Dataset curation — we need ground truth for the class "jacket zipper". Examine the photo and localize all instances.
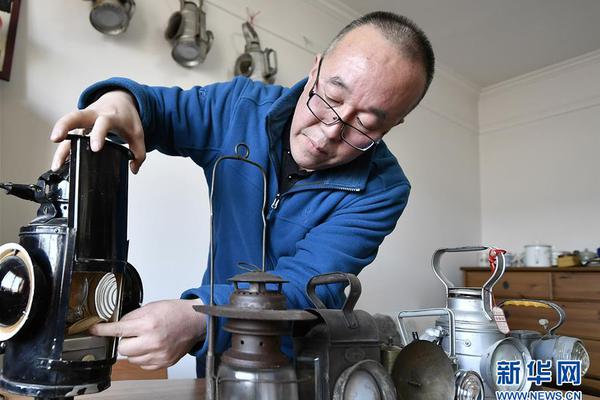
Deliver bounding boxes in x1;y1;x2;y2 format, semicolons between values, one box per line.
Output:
270;193;281;210
269;185;360;211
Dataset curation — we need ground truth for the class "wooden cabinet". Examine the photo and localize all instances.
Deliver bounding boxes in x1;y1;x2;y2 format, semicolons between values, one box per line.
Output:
463;266;600;395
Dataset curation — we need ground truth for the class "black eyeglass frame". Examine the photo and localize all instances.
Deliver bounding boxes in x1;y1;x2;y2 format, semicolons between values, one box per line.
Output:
306;57;381;152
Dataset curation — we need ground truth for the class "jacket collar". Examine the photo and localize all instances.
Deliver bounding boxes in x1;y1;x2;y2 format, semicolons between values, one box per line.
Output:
266;78;373;192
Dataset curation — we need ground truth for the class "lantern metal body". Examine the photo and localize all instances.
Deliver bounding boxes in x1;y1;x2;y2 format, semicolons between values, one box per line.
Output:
196;271;314;400
0;135;142;399
293;273;397;400
234;22;278;84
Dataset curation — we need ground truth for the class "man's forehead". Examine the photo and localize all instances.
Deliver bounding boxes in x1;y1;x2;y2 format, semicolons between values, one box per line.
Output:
322;58;414;124
329;58;425;119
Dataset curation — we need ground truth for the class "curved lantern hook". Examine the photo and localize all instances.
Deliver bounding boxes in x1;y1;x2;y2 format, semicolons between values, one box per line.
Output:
234;142;250;159
242;22;261;50
205;143;268;400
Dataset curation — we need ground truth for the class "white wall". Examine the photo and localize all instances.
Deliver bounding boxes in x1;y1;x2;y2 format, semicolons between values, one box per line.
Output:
479;50;600;256
0;0;482;378
357;66;481;314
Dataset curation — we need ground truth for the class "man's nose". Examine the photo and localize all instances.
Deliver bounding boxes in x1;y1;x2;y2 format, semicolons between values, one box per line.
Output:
321;107;354;141
320;119;345;141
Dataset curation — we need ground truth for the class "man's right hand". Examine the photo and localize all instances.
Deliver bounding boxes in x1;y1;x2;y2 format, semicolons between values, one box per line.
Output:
89;299;206;370
50;90;146;174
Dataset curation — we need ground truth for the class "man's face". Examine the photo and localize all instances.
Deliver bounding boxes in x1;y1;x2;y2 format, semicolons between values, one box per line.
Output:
289;25;427;171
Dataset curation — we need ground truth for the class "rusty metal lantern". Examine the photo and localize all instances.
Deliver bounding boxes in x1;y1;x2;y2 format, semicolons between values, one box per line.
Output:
194;144;316;400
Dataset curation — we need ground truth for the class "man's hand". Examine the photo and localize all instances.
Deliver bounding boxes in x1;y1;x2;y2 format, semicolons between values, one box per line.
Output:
50;90;146;174
89;299;206;370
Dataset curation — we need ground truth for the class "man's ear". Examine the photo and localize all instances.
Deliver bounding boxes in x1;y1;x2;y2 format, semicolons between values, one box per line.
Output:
308;54;322;81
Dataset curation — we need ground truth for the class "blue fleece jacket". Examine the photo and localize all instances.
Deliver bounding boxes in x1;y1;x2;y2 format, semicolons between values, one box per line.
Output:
78;76;411;376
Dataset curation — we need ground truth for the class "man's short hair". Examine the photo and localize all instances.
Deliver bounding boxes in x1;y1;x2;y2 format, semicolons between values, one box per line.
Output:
325;11;435;103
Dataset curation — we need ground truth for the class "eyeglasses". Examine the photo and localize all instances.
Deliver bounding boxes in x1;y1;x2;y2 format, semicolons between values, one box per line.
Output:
306;58;381;152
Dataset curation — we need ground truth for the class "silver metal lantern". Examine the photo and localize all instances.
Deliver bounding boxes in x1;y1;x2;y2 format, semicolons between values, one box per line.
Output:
396;246;534;399
504;299;590;385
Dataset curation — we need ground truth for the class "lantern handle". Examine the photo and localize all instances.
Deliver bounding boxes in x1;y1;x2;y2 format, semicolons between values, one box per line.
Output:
205;143;269;400
306;272;361;329
498;299;565;336
432;246;505;321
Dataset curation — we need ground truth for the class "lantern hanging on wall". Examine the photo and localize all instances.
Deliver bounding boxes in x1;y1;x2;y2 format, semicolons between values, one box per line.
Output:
165;0;214;67
234;21;278;84
86;0;136;35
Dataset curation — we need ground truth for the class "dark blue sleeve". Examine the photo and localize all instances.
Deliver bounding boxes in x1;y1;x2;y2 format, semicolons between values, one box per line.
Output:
78;76;251;167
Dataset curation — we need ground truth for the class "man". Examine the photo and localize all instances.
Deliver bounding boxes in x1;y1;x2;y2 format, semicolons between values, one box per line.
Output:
50;12;434;376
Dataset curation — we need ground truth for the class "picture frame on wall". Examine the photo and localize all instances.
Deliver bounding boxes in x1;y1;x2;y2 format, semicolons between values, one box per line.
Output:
0;0;21;81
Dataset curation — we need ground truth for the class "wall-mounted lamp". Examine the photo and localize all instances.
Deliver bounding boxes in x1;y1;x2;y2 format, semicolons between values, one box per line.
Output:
87;0;135;35
165;0;214;67
234;21;277;84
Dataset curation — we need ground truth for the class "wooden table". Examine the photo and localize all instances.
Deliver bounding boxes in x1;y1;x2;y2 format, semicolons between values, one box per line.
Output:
2;380;599;399
1;379;205;400
81;379;206;400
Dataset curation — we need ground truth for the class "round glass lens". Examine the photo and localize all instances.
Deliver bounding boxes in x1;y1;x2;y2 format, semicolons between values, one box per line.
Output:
456;371;484;400
173;41;200;65
90;4;127;34
571;341;590;375
0;256;30;327
491;341;528;392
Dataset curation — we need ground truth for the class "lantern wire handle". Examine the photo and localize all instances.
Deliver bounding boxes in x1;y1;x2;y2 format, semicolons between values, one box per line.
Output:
205;143;269;400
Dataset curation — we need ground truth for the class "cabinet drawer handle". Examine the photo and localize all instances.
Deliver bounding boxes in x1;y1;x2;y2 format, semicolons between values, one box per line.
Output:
502;281;510;289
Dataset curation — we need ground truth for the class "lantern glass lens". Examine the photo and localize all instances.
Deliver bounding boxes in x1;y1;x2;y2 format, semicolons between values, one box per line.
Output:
89;1;132;35
0;244;35;341
0;256;30;327
217;363;299;400
90;6;127;33
571;341;590;375
549;337;590;376
173;40;201;64
456;371;484;400
490;341;529;392
92;7;123;29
